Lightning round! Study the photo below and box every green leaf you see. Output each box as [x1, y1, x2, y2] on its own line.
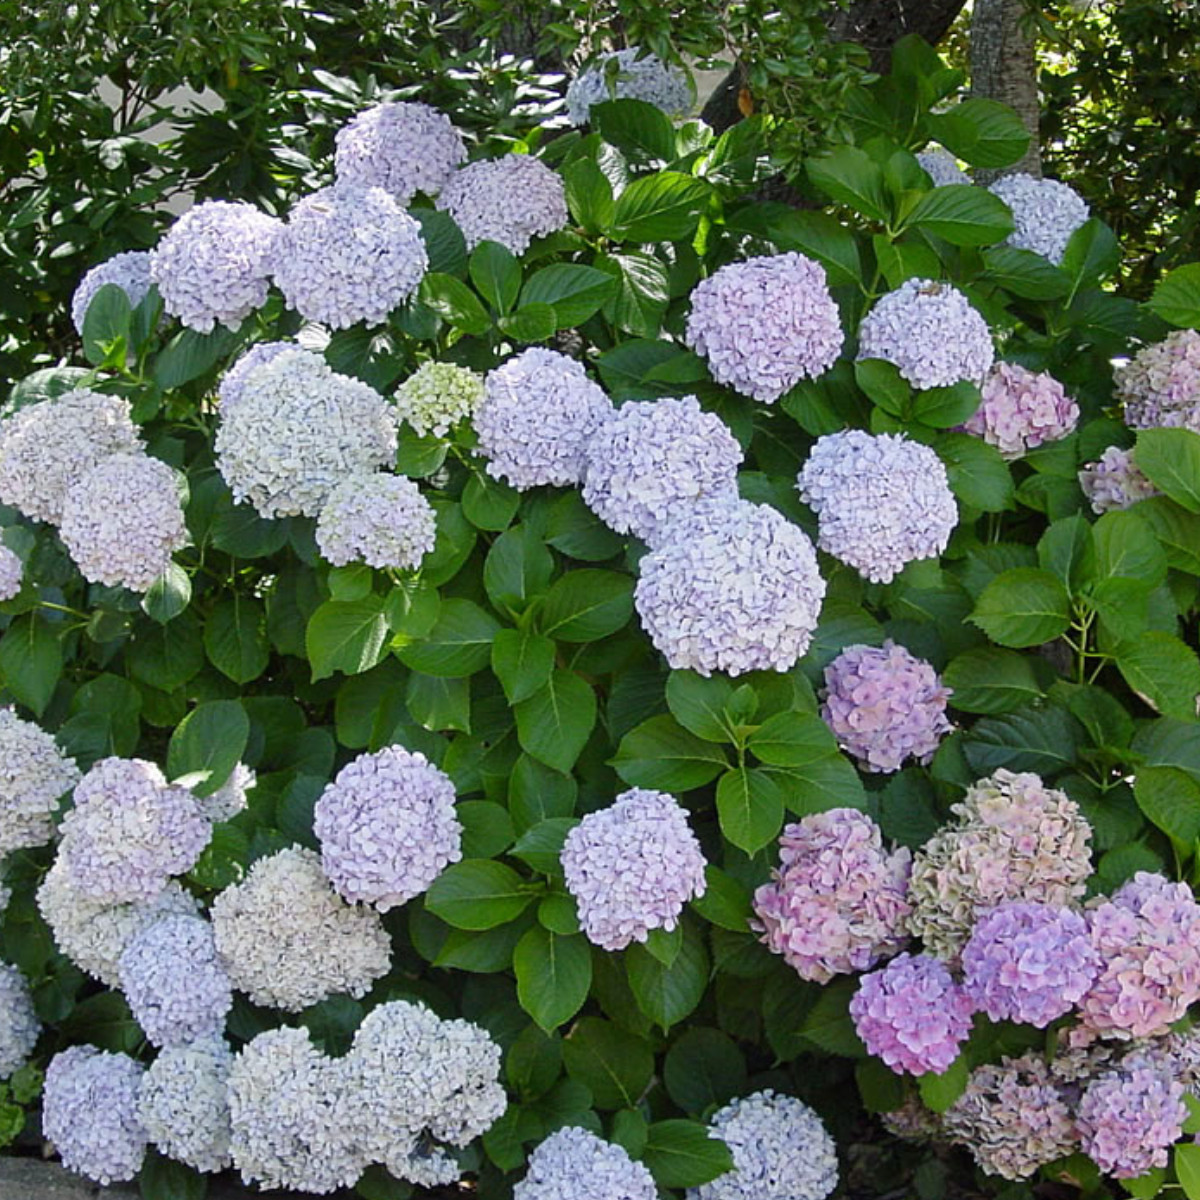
[562, 1016, 655, 1110]
[806, 146, 889, 222]
[854, 358, 910, 418]
[969, 567, 1071, 648]
[594, 250, 670, 337]
[610, 172, 712, 242]
[980, 245, 1070, 300]
[412, 206, 468, 276]
[643, 1120, 735, 1190]
[767, 209, 863, 288]
[425, 860, 535, 930]
[497, 302, 557, 343]
[511, 818, 578, 876]
[1135, 766, 1200, 849]
[690, 866, 752, 933]
[1060, 218, 1120, 289]
[716, 768, 783, 855]
[748, 711, 838, 766]
[139, 1148, 208, 1200]
[521, 264, 617, 328]
[926, 98, 1030, 168]
[485, 524, 555, 610]
[0, 613, 61, 716]
[663, 1028, 746, 1114]
[153, 326, 240, 389]
[612, 714, 728, 791]
[562, 157, 616, 235]
[918, 1053, 969, 1113]
[140, 563, 192, 624]
[395, 428, 448, 478]
[903, 185, 1014, 246]
[943, 647, 1047, 714]
[963, 704, 1084, 777]
[506, 1022, 562, 1103]
[856, 1057, 907, 1114]
[210, 501, 288, 558]
[911, 380, 982, 428]
[1093, 509, 1168, 588]
[384, 581, 440, 643]
[774, 753, 868, 815]
[591, 98, 677, 162]
[538, 570, 634, 642]
[545, 490, 626, 560]
[492, 629, 555, 705]
[204, 596, 268, 683]
[1136, 427, 1200, 514]
[469, 240, 521, 315]
[539, 893, 580, 935]
[800, 977, 867, 1057]
[457, 801, 515, 860]
[1149, 263, 1200, 330]
[937, 433, 1013, 512]
[665, 670, 734, 743]
[1176, 1143, 1200, 1200]
[128, 611, 204, 692]
[396, 599, 501, 677]
[417, 272, 491, 335]
[462, 472, 520, 532]
[515, 927, 592, 1031]
[188, 824, 248, 890]
[1133, 497, 1200, 575]
[1122, 1167, 1168, 1200]
[306, 597, 389, 681]
[1117, 632, 1200, 721]
[509, 755, 577, 831]
[167, 700, 249, 796]
[81, 282, 131, 367]
[1038, 513, 1096, 590]
[514, 670, 597, 773]
[405, 672, 470, 732]
[627, 923, 709, 1030]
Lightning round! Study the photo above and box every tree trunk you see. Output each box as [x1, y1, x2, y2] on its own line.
[969, 0, 1042, 179]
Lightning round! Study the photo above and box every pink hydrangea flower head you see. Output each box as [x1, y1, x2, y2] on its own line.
[1076, 1063, 1186, 1178]
[1078, 445, 1159, 513]
[1116, 329, 1200, 433]
[960, 362, 1079, 460]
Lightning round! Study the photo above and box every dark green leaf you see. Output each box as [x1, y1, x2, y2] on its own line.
[969, 567, 1071, 647]
[1135, 428, 1200, 514]
[492, 629, 555, 705]
[514, 670, 597, 773]
[904, 185, 1013, 246]
[612, 714, 728, 791]
[425, 860, 535, 930]
[806, 146, 889, 222]
[521, 264, 617, 328]
[627, 923, 709, 1030]
[1148, 263, 1200, 329]
[643, 1120, 735, 1189]
[515, 927, 592, 1031]
[665, 670, 734, 743]
[204, 596, 268, 683]
[591, 98, 677, 162]
[562, 1016, 654, 1110]
[167, 700, 249, 796]
[1134, 766, 1200, 849]
[926, 98, 1030, 168]
[418, 272, 491, 335]
[1116, 632, 1200, 721]
[610, 172, 712, 242]
[943, 647, 1047, 714]
[306, 597, 389, 681]
[0, 613, 61, 716]
[396, 599, 501, 677]
[539, 570, 634, 642]
[469, 241, 521, 315]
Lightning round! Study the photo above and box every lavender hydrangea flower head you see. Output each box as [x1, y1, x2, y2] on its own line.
[210, 845, 391, 1011]
[0, 962, 40, 1079]
[581, 395, 743, 544]
[917, 148, 969, 187]
[752, 809, 912, 982]
[334, 101, 466, 203]
[218, 341, 293, 412]
[393, 361, 485, 437]
[1116, 329, 1200, 433]
[71, 251, 153, 335]
[1077, 872, 1200, 1039]
[635, 497, 826, 676]
[796, 430, 958, 583]
[315, 474, 437, 570]
[58, 757, 211, 904]
[59, 452, 188, 592]
[566, 48, 692, 125]
[961, 902, 1099, 1027]
[820, 641, 952, 773]
[943, 1054, 1076, 1180]
[684, 253, 843, 403]
[0, 545, 22, 600]
[1079, 446, 1159, 513]
[857, 279, 994, 389]
[515, 1126, 657, 1200]
[271, 184, 428, 329]
[689, 1090, 838, 1200]
[561, 788, 706, 951]
[214, 348, 398, 518]
[1076, 1063, 1186, 1178]
[961, 362, 1080, 459]
[118, 915, 232, 1048]
[988, 173, 1089, 265]
[314, 746, 462, 911]
[43, 1046, 147, 1184]
[907, 769, 1093, 962]
[849, 952, 974, 1075]
[475, 348, 612, 490]
[436, 156, 568, 254]
[199, 762, 255, 824]
[0, 387, 141, 525]
[139, 1037, 234, 1174]
[150, 200, 280, 332]
[0, 708, 80, 855]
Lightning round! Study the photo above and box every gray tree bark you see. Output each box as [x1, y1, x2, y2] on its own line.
[969, 0, 1042, 179]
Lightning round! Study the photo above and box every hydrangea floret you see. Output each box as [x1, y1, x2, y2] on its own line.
[218, 341, 293, 412]
[988, 173, 1090, 265]
[960, 362, 1080, 459]
[436, 156, 568, 254]
[1115, 328, 1200, 433]
[1076, 1062, 1186, 1178]
[138, 1037, 234, 1174]
[515, 1125, 658, 1200]
[0, 961, 40, 1080]
[199, 762, 255, 824]
[315, 473, 437, 570]
[1078, 445, 1159, 513]
[916, 148, 969, 187]
[70, 250, 153, 335]
[0, 708, 80, 856]
[0, 545, 23, 601]
[566, 48, 692, 125]
[393, 361, 486, 437]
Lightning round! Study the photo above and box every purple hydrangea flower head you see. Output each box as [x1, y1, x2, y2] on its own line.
[43, 1046, 147, 1184]
[917, 149, 969, 187]
[566, 48, 692, 125]
[752, 808, 912, 983]
[561, 787, 706, 951]
[71, 251, 153, 335]
[314, 746, 462, 911]
[59, 452, 187, 592]
[988, 173, 1089, 265]
[1076, 1063, 1186, 1178]
[475, 348, 613, 490]
[218, 341, 294, 412]
[796, 429, 958, 583]
[393, 361, 485, 437]
[118, 914, 232, 1048]
[150, 200, 280, 332]
[961, 902, 1099, 1027]
[857, 279, 994, 389]
[1078, 872, 1200, 1040]
[271, 184, 428, 329]
[334, 101, 466, 203]
[943, 1054, 1076, 1180]
[1079, 445, 1159, 513]
[199, 762, 255, 824]
[961, 362, 1079, 459]
[907, 769, 1093, 962]
[0, 545, 22, 600]
[316, 473, 437, 570]
[689, 1090, 838, 1200]
[139, 1037, 233, 1174]
[820, 640, 952, 773]
[436, 156, 568, 254]
[214, 348, 398, 518]
[0, 708, 80, 856]
[849, 952, 974, 1075]
[684, 252, 843, 403]
[58, 757, 211, 904]
[210, 845, 391, 1012]
[0, 962, 40, 1079]
[0, 387, 141, 524]
[581, 395, 743, 544]
[1116, 329, 1200, 433]
[515, 1126, 657, 1200]
[635, 497, 826, 677]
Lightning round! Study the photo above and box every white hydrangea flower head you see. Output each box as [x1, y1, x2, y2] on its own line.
[635, 497, 826, 677]
[199, 762, 256, 824]
[475, 348, 613, 490]
[150, 200, 280, 333]
[684, 253, 844, 403]
[59, 452, 188, 592]
[0, 708, 80, 856]
[58, 757, 211, 904]
[393, 360, 485, 437]
[271, 183, 428, 329]
[227, 1027, 366, 1193]
[796, 429, 958, 584]
[1116, 329, 1200, 433]
[0, 962, 40, 1079]
[218, 341, 294, 413]
[689, 1091, 839, 1200]
[960, 362, 1080, 460]
[0, 545, 22, 600]
[857, 278, 994, 390]
[138, 1036, 234, 1174]
[214, 348, 398, 518]
[566, 47, 692, 125]
[210, 845, 391, 1012]
[71, 250, 153, 335]
[581, 395, 743, 544]
[515, 1126, 658, 1200]
[335, 101, 467, 203]
[988, 173, 1090, 265]
[1078, 446, 1159, 513]
[0, 388, 141, 524]
[436, 155, 568, 254]
[315, 473, 437, 570]
[917, 148, 970, 187]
